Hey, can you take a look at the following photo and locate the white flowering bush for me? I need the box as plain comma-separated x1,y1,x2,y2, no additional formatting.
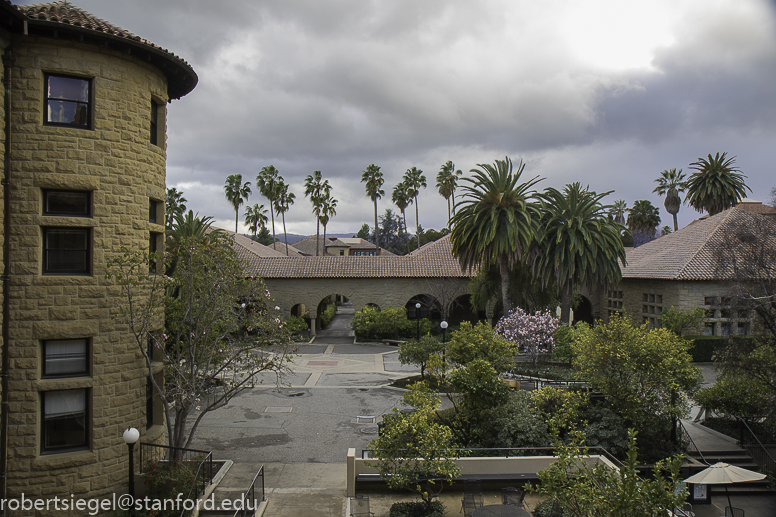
495,307,560,364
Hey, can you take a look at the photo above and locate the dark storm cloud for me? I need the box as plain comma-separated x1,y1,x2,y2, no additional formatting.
15,0,776,234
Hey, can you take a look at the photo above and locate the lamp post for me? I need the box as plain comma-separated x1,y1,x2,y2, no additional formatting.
440,320,448,383
123,427,139,511
440,320,448,344
415,302,421,340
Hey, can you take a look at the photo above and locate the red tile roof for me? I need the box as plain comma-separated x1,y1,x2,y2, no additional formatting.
622,208,776,280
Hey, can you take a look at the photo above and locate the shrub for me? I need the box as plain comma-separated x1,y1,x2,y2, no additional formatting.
285,315,309,336
694,375,771,417
687,337,726,362
533,499,568,517
320,303,336,328
399,335,445,379
389,501,445,517
446,321,513,372
144,460,196,517
351,305,432,339
473,390,550,450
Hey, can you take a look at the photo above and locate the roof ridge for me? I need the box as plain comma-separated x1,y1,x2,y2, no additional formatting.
677,208,732,279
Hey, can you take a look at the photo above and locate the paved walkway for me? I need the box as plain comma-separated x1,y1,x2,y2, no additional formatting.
192,348,775,516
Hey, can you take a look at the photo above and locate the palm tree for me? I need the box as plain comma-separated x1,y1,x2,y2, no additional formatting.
391,181,411,235
256,165,283,245
318,194,338,249
403,166,427,251
653,168,688,232
273,182,295,256
627,199,661,247
304,170,332,256
244,204,268,238
361,164,385,255
436,160,462,224
449,156,542,314
609,199,627,226
165,210,223,276
223,174,251,233
686,152,751,216
533,183,626,324
165,187,187,231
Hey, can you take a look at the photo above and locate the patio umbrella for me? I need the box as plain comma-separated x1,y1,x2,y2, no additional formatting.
684,462,766,510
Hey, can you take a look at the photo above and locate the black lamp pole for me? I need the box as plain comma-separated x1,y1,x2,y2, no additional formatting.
123,427,139,515
415,302,421,340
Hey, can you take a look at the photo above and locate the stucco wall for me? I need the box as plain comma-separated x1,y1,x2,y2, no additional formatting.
3,37,167,504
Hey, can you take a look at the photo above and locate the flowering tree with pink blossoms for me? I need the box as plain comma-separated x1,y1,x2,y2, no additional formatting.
495,307,560,364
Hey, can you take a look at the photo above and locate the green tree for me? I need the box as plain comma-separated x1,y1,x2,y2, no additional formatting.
273,181,295,256
450,157,542,315
686,152,751,216
165,210,223,276
253,226,275,246
468,262,557,316
572,314,702,455
627,199,661,247
361,164,385,255
256,165,283,244
244,203,268,239
107,233,292,450
367,384,460,512
318,192,337,245
304,170,332,256
399,334,446,380
659,306,705,336
391,181,412,235
531,430,687,517
403,166,427,251
356,223,370,240
223,174,251,234
165,187,187,231
436,160,462,224
609,199,627,226
446,321,513,373
533,183,626,324
653,168,688,232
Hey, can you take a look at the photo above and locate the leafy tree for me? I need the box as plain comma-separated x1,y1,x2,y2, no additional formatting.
659,306,705,336
446,321,513,373
377,209,407,255
694,375,771,419
495,307,559,364
572,314,702,455
367,384,460,512
447,359,512,442
627,199,661,247
244,203,268,239
253,226,276,246
273,181,295,255
399,335,446,380
256,165,283,244
468,261,557,316
770,185,776,208
223,174,251,233
403,166,427,251
436,160,462,223
661,225,673,236
531,430,687,517
405,226,449,253
474,391,550,450
533,183,626,323
361,164,385,254
686,152,751,216
304,170,332,256
165,210,223,276
391,181,412,236
107,233,292,450
356,223,371,241
450,157,542,315
653,168,688,232
531,386,587,438
318,192,337,245
165,187,187,231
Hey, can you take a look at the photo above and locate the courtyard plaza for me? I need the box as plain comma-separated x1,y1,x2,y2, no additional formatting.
185,309,775,516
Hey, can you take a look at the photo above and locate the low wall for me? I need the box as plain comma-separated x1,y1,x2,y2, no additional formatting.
345,448,617,497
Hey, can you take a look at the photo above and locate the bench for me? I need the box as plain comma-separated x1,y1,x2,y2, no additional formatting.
382,339,406,346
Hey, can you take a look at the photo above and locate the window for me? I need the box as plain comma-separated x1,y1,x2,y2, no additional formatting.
339,250,344,256
45,74,91,128
149,199,158,223
42,389,88,452
42,339,88,377
43,228,90,274
150,100,159,145
641,293,663,328
607,290,624,318
43,190,91,217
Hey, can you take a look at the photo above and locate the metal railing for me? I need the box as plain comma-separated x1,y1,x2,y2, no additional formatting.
232,465,265,517
139,442,215,498
737,418,776,477
677,420,708,465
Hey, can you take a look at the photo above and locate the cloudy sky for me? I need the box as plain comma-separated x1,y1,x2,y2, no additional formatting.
21,0,776,235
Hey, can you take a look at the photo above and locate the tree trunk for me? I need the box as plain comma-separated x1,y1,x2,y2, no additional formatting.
234,209,239,234
415,197,421,251
446,197,451,225
560,283,573,325
270,209,276,247
282,212,288,255
323,223,327,254
673,212,678,233
316,219,321,256
499,255,511,316
374,199,381,256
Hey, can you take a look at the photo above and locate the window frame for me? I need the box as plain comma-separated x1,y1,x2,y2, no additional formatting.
41,389,89,454
150,100,159,145
42,227,91,275
42,189,91,217
44,73,92,129
41,339,89,378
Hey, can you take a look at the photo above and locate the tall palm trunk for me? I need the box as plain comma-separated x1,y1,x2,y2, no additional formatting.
234,210,239,234
560,283,573,325
270,210,276,246
415,197,421,251
446,198,451,224
373,200,381,255
499,255,511,316
282,211,289,255
316,219,321,256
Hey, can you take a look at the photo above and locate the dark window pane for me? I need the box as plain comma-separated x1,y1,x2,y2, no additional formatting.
45,75,91,128
43,190,90,216
42,390,87,451
47,76,89,102
44,228,89,274
43,339,88,377
150,101,159,145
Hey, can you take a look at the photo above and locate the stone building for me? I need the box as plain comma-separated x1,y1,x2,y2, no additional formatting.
0,1,195,509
